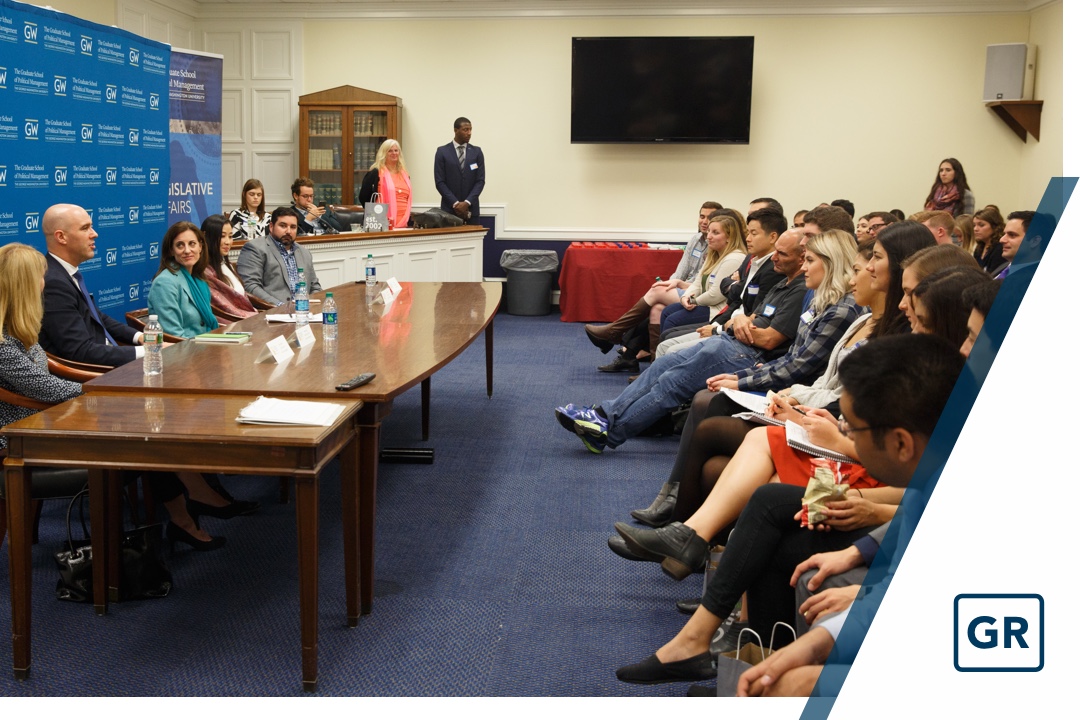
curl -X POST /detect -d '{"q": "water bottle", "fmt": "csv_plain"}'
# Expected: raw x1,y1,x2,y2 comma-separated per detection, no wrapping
294,268,310,327
143,314,163,376
323,292,338,341
365,254,376,288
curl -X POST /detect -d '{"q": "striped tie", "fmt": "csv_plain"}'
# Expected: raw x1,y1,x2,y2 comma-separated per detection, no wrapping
457,144,465,171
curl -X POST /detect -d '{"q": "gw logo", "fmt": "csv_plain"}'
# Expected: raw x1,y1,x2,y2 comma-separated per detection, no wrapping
0,166,6,186
25,213,40,231
80,36,93,54
24,119,39,140
105,168,117,184
105,249,118,266
23,22,37,43
106,85,117,103
128,207,140,224
955,594,1043,672
149,243,159,259
129,48,140,65
53,76,67,95
129,284,140,301
54,167,68,186
149,169,160,184
150,93,160,109
128,129,139,145
81,124,93,142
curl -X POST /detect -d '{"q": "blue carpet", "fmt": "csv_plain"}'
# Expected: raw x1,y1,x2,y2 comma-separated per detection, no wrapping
0,310,702,696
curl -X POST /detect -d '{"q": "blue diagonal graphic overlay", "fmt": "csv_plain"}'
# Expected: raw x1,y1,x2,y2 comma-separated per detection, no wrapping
799,177,1076,719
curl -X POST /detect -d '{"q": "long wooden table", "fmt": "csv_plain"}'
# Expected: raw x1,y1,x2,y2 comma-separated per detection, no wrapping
4,281,502,691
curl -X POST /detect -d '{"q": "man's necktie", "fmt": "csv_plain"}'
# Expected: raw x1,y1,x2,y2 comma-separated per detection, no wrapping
74,270,118,345
457,145,465,171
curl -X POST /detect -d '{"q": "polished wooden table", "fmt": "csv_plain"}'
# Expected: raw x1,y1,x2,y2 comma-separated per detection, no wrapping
5,281,501,691
4,393,362,692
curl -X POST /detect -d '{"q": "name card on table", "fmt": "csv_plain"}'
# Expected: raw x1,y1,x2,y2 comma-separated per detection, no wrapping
255,334,295,364
386,276,402,295
292,324,317,348
380,287,396,305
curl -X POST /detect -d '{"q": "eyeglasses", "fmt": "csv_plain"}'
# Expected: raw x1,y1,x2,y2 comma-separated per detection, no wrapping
867,224,886,234
838,418,883,438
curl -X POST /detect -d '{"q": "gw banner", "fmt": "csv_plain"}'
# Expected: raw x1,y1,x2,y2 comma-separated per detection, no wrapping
168,48,222,226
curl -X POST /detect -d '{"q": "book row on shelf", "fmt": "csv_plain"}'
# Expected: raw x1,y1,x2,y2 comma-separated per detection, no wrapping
308,112,388,136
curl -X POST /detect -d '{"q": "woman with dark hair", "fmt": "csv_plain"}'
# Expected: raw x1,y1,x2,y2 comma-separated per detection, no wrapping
200,214,257,319
865,221,936,336
972,206,1006,272
923,157,975,216
148,222,220,338
898,244,980,330
229,178,269,240
910,266,992,349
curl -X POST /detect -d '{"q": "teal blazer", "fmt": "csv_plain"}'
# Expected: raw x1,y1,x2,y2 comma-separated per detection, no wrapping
147,269,215,339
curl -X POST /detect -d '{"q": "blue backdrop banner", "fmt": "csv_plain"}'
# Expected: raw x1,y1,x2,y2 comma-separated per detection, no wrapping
168,48,222,227
0,0,170,320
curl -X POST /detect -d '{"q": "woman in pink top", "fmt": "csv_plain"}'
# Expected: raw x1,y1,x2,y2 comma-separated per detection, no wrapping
357,139,413,229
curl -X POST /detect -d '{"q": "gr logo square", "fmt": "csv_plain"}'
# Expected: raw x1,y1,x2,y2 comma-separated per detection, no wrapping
954,594,1043,672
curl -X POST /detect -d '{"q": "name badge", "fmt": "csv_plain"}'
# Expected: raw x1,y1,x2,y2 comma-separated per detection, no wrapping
747,284,760,296
762,304,777,317
469,163,479,170
691,247,703,258
800,309,817,324
708,273,717,284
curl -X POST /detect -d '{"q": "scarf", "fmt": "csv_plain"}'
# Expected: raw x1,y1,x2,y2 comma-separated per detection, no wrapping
925,183,961,213
181,268,219,331
379,167,413,229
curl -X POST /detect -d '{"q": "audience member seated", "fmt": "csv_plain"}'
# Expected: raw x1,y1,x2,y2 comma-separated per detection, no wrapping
898,243,981,329
237,207,323,306
909,266,992,348
953,213,975,254
229,178,270,241
39,203,144,366
584,202,722,372
148,222,220,339
990,210,1035,278
972,206,1005,272
291,176,344,236
912,209,957,245
200,214,258,319
864,211,899,240
960,279,1001,357
357,139,413,230
801,205,856,239
556,229,861,453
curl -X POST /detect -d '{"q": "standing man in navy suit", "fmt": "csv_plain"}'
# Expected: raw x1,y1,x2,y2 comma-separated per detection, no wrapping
39,203,144,367
434,117,485,223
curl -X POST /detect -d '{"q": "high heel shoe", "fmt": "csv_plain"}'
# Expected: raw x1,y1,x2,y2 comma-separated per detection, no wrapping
187,498,260,520
630,482,679,527
165,522,226,553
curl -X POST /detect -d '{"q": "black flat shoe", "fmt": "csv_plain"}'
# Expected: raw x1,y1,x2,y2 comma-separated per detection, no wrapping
598,356,639,373
630,482,679,527
165,522,226,553
607,534,664,563
188,499,260,520
676,598,701,615
615,651,715,685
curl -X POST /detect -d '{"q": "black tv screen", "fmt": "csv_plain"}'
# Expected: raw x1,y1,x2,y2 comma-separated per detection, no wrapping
571,36,754,144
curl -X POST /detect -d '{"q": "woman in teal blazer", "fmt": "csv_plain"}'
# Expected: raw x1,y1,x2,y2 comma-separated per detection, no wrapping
148,222,220,338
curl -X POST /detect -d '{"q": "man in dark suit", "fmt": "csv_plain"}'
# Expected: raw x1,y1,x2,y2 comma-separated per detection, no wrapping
40,203,144,367
434,117,485,222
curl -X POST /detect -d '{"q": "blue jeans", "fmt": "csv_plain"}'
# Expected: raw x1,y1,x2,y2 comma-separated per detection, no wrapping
660,302,710,334
599,335,763,447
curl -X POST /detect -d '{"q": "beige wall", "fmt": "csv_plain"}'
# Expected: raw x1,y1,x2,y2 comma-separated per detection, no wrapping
34,0,115,26
307,11,1060,235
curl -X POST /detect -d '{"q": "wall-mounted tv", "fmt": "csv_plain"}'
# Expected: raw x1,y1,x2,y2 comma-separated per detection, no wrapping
571,36,754,144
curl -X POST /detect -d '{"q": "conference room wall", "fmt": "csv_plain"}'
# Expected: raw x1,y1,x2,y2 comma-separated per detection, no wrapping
304,11,1057,237
37,0,115,26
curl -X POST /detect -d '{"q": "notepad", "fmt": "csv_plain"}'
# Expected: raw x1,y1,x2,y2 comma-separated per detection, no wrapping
723,388,784,427
193,332,251,344
236,396,347,427
266,313,324,323
784,420,861,465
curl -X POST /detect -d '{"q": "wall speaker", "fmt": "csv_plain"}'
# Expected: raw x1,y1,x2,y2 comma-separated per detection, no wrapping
983,43,1036,102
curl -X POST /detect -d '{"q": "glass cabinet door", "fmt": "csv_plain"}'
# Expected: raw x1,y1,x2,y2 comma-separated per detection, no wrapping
307,109,343,205
352,110,388,203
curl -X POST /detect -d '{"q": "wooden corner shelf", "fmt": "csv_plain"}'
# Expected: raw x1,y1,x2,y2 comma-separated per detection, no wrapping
986,100,1043,143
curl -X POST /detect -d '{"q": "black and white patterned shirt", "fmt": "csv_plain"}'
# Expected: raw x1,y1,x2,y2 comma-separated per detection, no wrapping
0,334,82,449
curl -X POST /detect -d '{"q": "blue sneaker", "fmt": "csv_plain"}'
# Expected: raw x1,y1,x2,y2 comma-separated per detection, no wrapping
555,403,590,434
555,404,609,453
576,430,606,454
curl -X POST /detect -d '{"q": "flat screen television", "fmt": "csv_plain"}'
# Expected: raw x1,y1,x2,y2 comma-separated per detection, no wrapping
571,36,754,144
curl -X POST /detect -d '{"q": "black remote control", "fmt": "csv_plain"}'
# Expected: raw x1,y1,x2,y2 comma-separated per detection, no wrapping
336,373,376,391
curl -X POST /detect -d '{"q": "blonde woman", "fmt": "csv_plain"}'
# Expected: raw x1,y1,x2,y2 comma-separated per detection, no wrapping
357,139,412,229
953,213,976,254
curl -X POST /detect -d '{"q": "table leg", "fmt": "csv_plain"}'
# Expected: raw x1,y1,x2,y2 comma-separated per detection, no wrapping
295,475,319,693
421,377,431,441
340,430,360,627
107,471,123,604
5,458,32,680
88,468,110,616
358,409,381,615
486,320,494,398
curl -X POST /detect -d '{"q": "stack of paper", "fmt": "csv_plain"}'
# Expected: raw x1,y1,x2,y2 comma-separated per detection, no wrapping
236,396,347,426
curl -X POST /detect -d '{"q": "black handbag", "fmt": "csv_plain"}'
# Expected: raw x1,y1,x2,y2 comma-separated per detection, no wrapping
54,487,173,603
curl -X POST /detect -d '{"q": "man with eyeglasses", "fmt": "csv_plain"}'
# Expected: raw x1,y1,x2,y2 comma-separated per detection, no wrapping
864,211,899,239
290,176,344,235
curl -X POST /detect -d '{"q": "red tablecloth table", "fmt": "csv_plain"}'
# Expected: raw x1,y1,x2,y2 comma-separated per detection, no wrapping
558,244,684,322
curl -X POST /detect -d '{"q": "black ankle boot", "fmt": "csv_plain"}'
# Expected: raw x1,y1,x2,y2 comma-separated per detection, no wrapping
630,482,679,527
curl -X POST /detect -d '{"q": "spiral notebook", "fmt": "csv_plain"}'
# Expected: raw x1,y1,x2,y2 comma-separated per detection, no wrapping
784,420,861,465
723,388,784,427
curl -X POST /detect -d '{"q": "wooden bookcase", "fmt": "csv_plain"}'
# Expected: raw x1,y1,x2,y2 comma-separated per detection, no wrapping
298,85,403,206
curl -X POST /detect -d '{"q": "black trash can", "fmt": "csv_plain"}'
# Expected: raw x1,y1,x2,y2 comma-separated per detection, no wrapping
499,249,559,316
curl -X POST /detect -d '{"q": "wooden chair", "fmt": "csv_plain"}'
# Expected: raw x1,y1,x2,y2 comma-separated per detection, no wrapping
247,293,276,311
0,387,89,546
45,352,109,382
124,308,187,344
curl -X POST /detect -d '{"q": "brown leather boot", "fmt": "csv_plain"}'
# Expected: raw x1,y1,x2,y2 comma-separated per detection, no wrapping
647,323,661,358
585,299,651,353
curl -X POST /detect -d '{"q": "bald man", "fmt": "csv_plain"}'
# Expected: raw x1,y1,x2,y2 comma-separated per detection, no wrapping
39,203,144,367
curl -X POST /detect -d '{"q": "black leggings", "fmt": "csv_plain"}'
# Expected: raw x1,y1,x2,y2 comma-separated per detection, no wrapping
701,484,874,645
